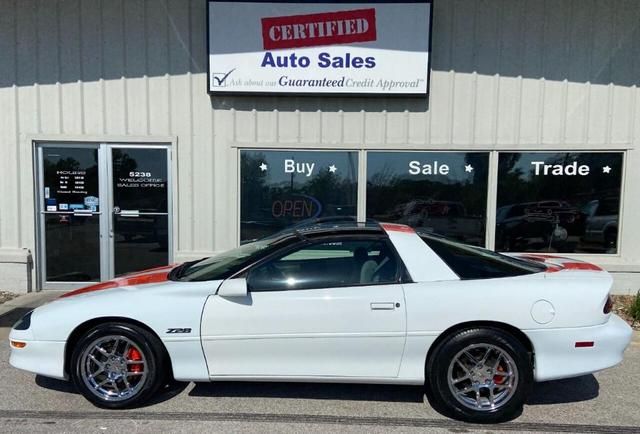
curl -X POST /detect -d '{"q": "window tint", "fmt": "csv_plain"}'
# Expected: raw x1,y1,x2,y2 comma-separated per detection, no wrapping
496,152,623,254
420,233,546,279
366,151,489,246
240,150,358,242
247,239,400,291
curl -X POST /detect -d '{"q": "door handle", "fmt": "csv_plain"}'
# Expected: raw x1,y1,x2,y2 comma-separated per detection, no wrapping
119,210,140,217
370,302,396,311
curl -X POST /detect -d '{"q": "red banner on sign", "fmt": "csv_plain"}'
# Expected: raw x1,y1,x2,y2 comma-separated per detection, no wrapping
261,8,377,50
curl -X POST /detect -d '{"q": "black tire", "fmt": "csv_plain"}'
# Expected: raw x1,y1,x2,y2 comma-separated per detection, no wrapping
425,327,533,424
70,322,166,409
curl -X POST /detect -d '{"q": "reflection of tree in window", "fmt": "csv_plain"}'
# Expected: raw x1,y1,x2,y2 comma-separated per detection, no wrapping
366,152,489,246
43,149,99,206
496,152,622,254
112,149,137,173
112,149,167,213
240,152,269,230
241,151,357,242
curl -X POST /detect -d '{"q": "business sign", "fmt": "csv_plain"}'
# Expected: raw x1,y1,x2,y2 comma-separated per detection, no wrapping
207,1,432,95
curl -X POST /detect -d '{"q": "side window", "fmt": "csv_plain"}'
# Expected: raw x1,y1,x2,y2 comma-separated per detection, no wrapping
247,239,400,292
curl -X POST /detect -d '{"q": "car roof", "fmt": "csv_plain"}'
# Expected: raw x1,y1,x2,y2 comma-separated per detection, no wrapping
296,221,383,236
260,221,385,243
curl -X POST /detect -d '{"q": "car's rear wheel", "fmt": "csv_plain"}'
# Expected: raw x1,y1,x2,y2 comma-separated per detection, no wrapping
426,328,532,423
70,323,165,409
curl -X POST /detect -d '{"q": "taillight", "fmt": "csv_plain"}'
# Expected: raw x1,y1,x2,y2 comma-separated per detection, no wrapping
603,295,613,314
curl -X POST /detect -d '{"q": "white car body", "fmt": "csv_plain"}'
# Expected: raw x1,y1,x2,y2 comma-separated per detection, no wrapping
9,223,632,388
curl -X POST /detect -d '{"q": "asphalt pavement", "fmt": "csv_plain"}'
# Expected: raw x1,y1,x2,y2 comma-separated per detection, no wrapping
0,294,638,433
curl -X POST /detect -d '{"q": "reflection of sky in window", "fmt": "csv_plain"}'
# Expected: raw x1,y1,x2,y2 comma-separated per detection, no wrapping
509,153,568,180
243,150,358,184
45,148,98,170
114,149,167,179
367,152,485,183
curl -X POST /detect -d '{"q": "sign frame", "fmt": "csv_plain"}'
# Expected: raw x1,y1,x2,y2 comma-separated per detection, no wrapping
206,0,434,97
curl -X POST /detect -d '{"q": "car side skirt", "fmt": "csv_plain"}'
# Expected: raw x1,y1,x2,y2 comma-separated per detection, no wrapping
208,375,424,385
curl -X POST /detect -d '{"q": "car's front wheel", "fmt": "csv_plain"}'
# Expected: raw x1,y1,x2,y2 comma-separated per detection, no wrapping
70,322,166,409
426,327,533,423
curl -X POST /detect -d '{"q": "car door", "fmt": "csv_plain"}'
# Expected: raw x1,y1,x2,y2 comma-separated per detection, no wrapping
200,236,407,379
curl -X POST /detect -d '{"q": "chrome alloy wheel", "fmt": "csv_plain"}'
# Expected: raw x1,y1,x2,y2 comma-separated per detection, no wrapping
446,343,518,411
79,335,148,402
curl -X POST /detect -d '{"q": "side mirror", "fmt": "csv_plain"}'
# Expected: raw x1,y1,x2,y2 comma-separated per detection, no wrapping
217,278,248,297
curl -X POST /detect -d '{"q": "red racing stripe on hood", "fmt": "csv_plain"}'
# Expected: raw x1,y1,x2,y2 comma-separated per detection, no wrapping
60,264,176,298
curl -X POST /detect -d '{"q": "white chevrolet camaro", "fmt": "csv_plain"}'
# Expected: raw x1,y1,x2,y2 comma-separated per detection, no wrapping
9,222,632,423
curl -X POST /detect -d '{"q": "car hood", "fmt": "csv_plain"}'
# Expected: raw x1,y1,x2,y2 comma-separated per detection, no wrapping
59,264,178,299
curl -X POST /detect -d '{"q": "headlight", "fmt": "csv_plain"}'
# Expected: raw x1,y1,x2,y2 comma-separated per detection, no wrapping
13,310,33,331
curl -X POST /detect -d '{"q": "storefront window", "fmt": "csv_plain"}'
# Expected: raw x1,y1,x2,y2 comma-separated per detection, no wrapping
496,152,623,254
240,150,358,242
366,152,489,246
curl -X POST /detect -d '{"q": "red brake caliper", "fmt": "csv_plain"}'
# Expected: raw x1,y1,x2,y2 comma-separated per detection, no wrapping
126,347,143,374
493,365,505,384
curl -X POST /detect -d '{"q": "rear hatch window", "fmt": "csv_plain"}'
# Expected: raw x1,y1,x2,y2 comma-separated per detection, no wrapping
419,232,547,279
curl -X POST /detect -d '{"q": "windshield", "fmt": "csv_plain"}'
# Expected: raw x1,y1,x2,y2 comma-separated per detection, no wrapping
172,235,296,282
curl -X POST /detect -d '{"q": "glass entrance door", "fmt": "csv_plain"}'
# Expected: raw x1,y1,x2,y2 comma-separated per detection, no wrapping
110,147,170,276
40,146,102,282
37,143,172,288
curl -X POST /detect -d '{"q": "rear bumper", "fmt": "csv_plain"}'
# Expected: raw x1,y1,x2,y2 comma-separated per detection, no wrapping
8,329,67,380
526,314,633,382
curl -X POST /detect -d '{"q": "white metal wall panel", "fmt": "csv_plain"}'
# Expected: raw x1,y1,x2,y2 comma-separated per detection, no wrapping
0,0,639,291
59,1,82,135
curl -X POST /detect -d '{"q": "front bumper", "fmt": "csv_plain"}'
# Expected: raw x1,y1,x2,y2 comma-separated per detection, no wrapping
526,314,633,382
8,328,67,380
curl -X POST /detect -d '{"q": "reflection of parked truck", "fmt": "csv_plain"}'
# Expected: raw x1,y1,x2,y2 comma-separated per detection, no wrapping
581,198,619,251
382,200,485,245
495,201,585,251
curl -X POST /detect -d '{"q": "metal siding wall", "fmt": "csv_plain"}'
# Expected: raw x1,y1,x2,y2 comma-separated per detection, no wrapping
0,0,18,249
226,0,640,148
166,0,196,252
0,0,639,290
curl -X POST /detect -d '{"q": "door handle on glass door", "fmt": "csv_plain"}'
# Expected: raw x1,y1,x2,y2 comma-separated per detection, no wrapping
370,302,396,311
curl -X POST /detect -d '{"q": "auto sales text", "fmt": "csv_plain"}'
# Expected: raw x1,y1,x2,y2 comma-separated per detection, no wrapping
262,51,376,69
